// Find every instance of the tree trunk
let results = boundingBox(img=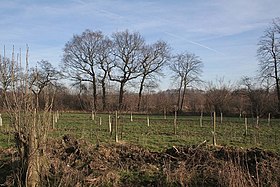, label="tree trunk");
[137,76,146,111]
[273,58,280,113]
[118,82,125,110]
[27,139,40,187]
[271,31,280,113]
[92,74,97,111]
[101,77,107,111]
[26,110,40,187]
[177,79,183,112]
[180,81,187,112]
